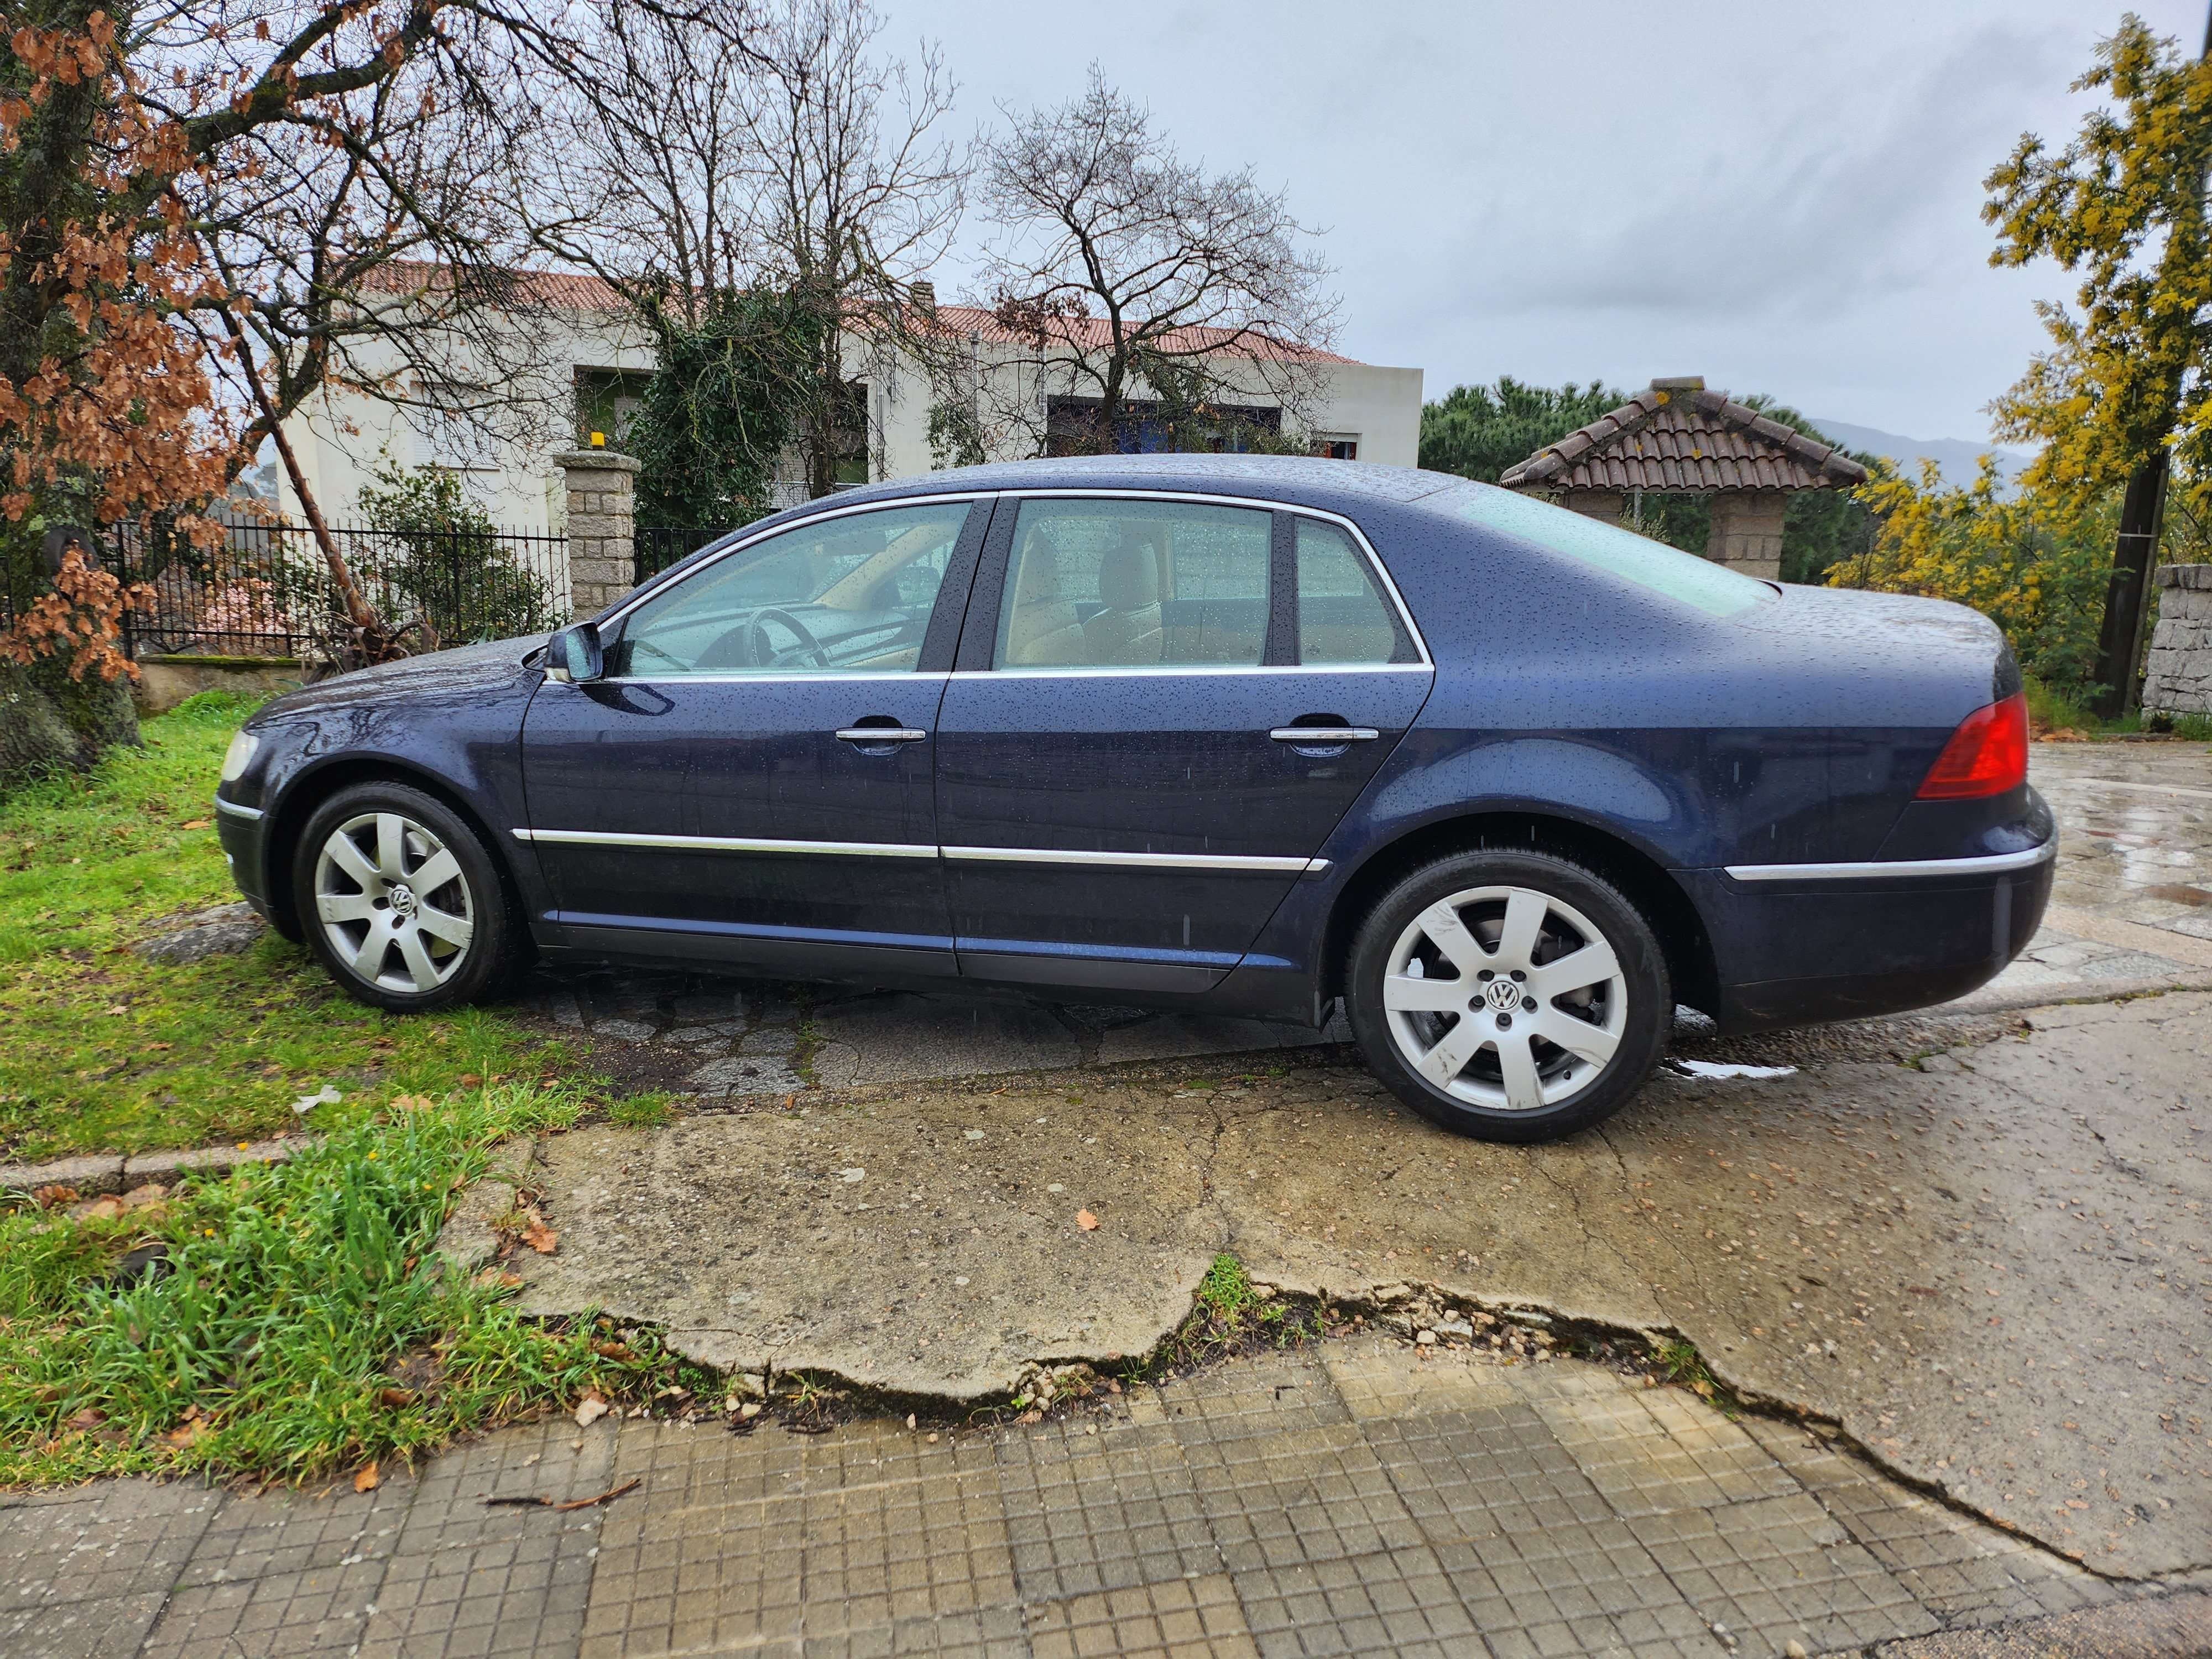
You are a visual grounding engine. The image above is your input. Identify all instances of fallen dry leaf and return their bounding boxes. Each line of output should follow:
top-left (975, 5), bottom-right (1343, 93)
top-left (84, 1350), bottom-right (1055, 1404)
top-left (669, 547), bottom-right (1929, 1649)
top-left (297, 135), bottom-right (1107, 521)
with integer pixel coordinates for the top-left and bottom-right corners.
top-left (162, 1417), bottom-right (208, 1450)
top-left (64, 1407), bottom-right (106, 1432)
top-left (29, 1185), bottom-right (78, 1209)
top-left (179, 818), bottom-right (210, 831)
top-left (354, 1462), bottom-right (380, 1493)
top-left (592, 1340), bottom-right (636, 1362)
top-left (1076, 1209), bottom-right (1099, 1231)
top-left (378, 1387), bottom-right (416, 1408)
top-left (522, 1219), bottom-right (559, 1254)
top-left (573, 1391), bottom-right (611, 1428)
top-left (458, 1073), bottom-right (482, 1087)
top-left (389, 1093), bottom-right (435, 1113)
top-left (476, 1267), bottom-right (524, 1290)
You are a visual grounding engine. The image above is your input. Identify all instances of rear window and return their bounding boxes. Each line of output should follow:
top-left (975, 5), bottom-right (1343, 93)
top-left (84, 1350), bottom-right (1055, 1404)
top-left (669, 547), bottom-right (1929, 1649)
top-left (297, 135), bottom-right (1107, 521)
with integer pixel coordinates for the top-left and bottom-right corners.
top-left (1449, 484), bottom-right (1773, 619)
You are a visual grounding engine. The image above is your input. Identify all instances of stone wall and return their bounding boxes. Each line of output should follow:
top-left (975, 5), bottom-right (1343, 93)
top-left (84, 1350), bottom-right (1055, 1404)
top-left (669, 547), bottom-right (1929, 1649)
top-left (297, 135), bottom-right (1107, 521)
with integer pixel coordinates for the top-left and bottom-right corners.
top-left (555, 448), bottom-right (641, 618)
top-left (2142, 565), bottom-right (2212, 716)
top-left (131, 655), bottom-right (305, 716)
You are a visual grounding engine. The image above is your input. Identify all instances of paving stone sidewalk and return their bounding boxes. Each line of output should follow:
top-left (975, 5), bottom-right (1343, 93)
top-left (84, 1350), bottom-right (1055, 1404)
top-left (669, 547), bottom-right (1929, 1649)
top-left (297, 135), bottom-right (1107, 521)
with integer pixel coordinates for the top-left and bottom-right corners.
top-left (8, 1338), bottom-right (2193, 1659)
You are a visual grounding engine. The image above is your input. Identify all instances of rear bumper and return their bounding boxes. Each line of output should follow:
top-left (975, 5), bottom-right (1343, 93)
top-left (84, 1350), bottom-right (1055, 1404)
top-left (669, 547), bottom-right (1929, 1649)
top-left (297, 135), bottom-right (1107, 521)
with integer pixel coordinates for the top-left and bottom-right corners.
top-left (1684, 834), bottom-right (2057, 1032)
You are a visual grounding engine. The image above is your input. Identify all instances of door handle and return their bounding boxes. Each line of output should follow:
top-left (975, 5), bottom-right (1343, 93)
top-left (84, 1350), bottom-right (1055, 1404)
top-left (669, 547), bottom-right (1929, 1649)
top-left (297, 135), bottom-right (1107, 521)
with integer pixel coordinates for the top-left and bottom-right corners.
top-left (836, 727), bottom-right (928, 744)
top-left (1270, 727), bottom-right (1379, 743)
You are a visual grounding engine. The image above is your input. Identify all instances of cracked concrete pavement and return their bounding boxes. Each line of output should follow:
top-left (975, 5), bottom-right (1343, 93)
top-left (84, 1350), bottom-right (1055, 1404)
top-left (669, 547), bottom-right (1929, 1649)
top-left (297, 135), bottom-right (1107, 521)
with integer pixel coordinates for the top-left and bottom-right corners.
top-left (482, 990), bottom-right (2211, 1579)
top-left (469, 742), bottom-right (2212, 1583)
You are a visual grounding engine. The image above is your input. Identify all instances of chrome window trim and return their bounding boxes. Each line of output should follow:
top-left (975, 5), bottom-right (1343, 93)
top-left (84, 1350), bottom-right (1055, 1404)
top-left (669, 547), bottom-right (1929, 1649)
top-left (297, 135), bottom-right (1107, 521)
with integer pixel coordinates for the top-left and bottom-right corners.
top-left (1724, 839), bottom-right (2056, 883)
top-left (941, 844), bottom-right (1329, 875)
top-left (949, 664), bottom-right (1428, 680)
top-left (586, 669), bottom-right (951, 688)
top-left (514, 828), bottom-right (938, 859)
top-left (988, 487), bottom-right (1433, 671)
top-left (213, 796), bottom-right (264, 822)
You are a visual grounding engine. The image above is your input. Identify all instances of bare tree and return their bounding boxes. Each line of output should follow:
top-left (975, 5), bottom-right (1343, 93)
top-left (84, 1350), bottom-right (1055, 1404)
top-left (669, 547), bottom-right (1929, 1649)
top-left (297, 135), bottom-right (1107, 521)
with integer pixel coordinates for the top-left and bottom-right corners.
top-left (744, 0), bottom-right (968, 496)
top-left (975, 65), bottom-right (1338, 457)
top-left (526, 0), bottom-right (771, 328)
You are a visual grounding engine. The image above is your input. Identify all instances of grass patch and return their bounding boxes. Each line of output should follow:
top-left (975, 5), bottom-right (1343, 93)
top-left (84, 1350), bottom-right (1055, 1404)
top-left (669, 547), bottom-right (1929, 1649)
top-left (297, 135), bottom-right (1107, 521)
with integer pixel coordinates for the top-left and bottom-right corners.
top-left (604, 1091), bottom-right (680, 1129)
top-left (0, 1083), bottom-right (682, 1484)
top-left (0, 692), bottom-right (565, 1159)
top-left (1648, 1335), bottom-right (1740, 1416)
top-left (1143, 1253), bottom-right (1322, 1373)
top-left (2024, 674), bottom-right (2212, 741)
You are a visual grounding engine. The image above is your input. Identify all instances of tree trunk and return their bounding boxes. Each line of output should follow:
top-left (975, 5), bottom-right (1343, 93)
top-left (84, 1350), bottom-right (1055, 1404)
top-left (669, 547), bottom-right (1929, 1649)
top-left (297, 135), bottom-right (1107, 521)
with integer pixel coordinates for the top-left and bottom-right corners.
top-left (2091, 449), bottom-right (2169, 719)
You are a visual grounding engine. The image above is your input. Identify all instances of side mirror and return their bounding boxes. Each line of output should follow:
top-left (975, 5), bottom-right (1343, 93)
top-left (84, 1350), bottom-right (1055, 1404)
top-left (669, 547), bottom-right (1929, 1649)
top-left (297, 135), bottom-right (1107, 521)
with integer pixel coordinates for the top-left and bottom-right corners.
top-left (546, 621), bottom-right (603, 684)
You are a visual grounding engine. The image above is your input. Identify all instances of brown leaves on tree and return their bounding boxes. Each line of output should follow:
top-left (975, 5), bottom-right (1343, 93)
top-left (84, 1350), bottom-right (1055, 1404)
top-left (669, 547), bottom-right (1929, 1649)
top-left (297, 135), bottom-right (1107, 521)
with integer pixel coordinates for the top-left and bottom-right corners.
top-left (0, 550), bottom-right (154, 683)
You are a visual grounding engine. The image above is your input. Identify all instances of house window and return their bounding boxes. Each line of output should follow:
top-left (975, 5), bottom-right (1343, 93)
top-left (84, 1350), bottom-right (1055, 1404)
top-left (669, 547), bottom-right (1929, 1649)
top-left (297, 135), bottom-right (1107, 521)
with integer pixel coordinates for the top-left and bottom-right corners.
top-left (1311, 435), bottom-right (1359, 461)
top-left (1044, 395), bottom-right (1282, 456)
top-left (575, 367), bottom-right (651, 451)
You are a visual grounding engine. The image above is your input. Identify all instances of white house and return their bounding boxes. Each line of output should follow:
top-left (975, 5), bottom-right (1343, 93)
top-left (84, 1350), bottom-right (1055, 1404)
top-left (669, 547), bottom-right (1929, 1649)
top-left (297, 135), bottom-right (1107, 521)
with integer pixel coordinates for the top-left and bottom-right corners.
top-left (274, 269), bottom-right (1423, 534)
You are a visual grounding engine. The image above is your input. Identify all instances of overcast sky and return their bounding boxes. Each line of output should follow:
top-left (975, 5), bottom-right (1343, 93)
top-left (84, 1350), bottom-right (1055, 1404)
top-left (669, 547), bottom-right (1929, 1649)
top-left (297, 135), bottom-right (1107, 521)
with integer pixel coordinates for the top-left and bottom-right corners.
top-left (883, 1), bottom-right (2205, 445)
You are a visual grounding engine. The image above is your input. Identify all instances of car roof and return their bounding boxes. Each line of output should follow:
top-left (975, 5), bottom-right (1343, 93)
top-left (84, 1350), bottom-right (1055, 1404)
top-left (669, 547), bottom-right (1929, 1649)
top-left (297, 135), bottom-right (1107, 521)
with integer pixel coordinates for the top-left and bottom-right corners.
top-left (822, 453), bottom-right (1464, 514)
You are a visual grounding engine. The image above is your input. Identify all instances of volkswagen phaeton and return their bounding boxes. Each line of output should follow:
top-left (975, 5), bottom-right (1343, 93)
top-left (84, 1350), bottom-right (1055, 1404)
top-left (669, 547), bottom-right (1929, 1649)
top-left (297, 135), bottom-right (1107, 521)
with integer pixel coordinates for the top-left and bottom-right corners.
top-left (212, 456), bottom-right (2053, 1141)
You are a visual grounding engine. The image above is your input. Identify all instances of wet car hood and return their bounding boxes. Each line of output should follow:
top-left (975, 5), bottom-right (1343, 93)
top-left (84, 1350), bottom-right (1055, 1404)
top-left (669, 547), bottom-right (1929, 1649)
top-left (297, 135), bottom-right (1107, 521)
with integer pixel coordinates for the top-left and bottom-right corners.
top-left (251, 635), bottom-right (549, 724)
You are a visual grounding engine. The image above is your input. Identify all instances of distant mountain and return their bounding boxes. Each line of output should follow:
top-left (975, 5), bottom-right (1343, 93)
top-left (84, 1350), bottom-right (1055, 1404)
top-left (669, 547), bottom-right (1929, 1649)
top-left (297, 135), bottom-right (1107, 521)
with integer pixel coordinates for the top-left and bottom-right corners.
top-left (1807, 418), bottom-right (2033, 492)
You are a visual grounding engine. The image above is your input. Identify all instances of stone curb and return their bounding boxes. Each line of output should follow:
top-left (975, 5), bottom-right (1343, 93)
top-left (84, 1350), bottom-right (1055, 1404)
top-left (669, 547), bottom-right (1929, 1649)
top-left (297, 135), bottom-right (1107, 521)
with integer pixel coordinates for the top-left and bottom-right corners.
top-left (0, 1135), bottom-right (307, 1198)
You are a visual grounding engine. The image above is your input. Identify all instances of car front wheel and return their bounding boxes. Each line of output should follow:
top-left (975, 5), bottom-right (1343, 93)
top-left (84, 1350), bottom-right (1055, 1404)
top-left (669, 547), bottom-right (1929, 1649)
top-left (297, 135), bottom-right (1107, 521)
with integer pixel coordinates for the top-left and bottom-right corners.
top-left (1345, 850), bottom-right (1670, 1142)
top-left (292, 782), bottom-right (517, 1013)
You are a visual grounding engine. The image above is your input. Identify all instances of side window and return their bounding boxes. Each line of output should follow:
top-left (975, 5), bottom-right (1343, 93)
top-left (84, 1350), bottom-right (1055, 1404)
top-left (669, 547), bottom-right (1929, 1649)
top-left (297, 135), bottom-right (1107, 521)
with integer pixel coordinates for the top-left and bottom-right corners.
top-left (607, 502), bottom-right (968, 676)
top-left (1295, 519), bottom-right (1415, 666)
top-left (994, 499), bottom-right (1271, 669)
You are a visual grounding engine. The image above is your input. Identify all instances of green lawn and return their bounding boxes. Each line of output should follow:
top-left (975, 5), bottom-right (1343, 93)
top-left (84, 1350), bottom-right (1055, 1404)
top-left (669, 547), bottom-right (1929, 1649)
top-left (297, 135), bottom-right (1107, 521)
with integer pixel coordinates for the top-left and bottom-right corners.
top-left (0, 693), bottom-right (564, 1160)
top-left (0, 695), bottom-right (692, 1484)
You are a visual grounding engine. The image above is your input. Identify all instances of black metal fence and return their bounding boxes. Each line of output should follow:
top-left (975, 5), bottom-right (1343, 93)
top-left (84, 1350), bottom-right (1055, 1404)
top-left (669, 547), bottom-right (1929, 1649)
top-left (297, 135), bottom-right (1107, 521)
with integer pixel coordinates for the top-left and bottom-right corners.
top-left (635, 525), bottom-right (727, 586)
top-left (91, 517), bottom-right (571, 659)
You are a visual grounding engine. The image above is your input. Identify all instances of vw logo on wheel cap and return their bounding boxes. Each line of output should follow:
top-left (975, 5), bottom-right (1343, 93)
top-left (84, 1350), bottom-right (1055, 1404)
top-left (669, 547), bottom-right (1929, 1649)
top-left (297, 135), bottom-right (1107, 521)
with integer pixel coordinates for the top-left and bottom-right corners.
top-left (1483, 979), bottom-right (1521, 1012)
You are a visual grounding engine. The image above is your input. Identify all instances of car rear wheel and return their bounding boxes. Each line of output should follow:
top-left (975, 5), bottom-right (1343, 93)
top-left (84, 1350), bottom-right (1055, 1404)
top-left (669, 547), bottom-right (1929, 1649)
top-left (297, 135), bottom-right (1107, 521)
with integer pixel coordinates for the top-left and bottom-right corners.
top-left (293, 782), bottom-right (517, 1013)
top-left (1345, 850), bottom-right (1670, 1142)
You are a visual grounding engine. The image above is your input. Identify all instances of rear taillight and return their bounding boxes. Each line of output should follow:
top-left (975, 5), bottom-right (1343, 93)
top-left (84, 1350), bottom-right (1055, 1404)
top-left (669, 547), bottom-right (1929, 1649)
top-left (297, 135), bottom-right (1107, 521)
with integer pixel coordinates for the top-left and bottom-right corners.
top-left (1916, 692), bottom-right (2028, 800)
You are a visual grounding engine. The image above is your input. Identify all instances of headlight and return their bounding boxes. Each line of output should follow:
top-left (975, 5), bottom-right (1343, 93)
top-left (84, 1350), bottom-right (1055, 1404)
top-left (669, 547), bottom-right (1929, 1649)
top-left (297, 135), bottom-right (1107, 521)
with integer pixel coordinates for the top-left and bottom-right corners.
top-left (220, 730), bottom-right (260, 783)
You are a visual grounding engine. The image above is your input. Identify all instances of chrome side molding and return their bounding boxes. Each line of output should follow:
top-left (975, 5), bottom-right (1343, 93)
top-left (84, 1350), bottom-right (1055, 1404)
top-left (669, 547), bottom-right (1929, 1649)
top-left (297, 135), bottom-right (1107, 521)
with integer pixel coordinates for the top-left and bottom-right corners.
top-left (1724, 840), bottom-right (2057, 883)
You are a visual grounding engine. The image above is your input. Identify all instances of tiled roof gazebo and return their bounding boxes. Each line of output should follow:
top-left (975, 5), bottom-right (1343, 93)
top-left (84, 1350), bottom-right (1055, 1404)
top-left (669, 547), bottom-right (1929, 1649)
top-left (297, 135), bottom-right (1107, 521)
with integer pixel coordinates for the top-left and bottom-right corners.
top-left (1499, 377), bottom-right (1867, 580)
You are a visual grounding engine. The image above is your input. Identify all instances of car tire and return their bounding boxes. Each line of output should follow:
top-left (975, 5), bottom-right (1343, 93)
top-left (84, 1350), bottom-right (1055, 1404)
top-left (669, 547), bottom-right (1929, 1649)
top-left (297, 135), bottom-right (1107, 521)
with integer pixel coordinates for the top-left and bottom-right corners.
top-left (291, 782), bottom-right (518, 1014)
top-left (1345, 849), bottom-right (1670, 1143)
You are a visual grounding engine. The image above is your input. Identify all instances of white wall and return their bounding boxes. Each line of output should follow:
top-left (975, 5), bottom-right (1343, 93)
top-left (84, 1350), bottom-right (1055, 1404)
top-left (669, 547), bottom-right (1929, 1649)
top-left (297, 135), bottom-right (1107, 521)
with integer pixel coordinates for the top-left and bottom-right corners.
top-left (282, 304), bottom-right (1425, 533)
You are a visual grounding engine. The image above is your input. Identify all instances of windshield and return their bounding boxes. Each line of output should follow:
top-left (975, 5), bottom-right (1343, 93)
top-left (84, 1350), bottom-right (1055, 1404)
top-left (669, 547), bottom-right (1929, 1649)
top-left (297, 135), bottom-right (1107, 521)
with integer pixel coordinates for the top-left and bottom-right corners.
top-left (1448, 483), bottom-right (1773, 620)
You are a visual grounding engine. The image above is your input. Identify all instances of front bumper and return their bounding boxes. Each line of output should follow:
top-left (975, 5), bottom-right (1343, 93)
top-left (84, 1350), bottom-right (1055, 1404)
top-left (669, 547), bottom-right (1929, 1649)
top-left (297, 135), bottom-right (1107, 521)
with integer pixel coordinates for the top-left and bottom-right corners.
top-left (214, 792), bottom-right (275, 924)
top-left (1683, 835), bottom-right (2057, 1032)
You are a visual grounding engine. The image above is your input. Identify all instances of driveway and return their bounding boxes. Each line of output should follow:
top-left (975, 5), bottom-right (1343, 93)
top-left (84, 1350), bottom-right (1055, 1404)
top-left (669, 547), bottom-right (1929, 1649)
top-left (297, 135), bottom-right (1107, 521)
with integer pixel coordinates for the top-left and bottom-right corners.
top-left (478, 741), bottom-right (2212, 1578)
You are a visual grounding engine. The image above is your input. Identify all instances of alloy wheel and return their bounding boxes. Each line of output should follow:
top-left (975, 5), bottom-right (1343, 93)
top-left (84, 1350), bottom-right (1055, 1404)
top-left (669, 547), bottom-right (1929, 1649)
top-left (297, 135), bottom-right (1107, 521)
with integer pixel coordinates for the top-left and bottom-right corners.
top-left (312, 811), bottom-right (476, 994)
top-left (1380, 884), bottom-right (1630, 1112)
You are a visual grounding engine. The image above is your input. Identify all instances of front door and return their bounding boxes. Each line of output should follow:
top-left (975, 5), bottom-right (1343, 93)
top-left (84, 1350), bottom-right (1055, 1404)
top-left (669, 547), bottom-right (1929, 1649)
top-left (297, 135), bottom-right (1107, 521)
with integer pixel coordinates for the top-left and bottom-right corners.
top-left (933, 494), bottom-right (1432, 994)
top-left (520, 496), bottom-right (989, 979)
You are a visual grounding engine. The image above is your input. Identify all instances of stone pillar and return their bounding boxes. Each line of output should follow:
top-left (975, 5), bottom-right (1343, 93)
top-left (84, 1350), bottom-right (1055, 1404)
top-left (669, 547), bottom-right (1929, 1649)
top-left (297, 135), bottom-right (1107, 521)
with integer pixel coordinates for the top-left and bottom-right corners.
top-left (1563, 492), bottom-right (1624, 525)
top-left (554, 449), bottom-right (642, 619)
top-left (1705, 492), bottom-right (1786, 580)
top-left (2142, 565), bottom-right (2212, 716)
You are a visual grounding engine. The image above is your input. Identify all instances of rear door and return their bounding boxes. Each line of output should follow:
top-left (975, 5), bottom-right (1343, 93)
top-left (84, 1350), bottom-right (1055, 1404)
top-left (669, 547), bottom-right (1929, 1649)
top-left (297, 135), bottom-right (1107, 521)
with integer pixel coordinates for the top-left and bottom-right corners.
top-left (933, 493), bottom-right (1432, 994)
top-left (519, 496), bottom-right (989, 978)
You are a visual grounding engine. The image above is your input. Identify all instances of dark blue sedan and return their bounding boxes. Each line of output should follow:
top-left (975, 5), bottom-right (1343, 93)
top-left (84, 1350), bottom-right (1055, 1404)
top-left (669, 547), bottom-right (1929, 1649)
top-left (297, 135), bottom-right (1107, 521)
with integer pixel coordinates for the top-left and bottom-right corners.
top-left (213, 456), bottom-right (2053, 1141)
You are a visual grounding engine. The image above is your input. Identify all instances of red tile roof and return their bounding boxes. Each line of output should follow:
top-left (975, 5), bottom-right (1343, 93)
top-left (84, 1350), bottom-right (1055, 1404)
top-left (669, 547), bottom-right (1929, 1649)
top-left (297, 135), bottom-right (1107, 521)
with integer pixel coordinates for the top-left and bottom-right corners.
top-left (361, 262), bottom-right (1363, 364)
top-left (1500, 383), bottom-right (1868, 494)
